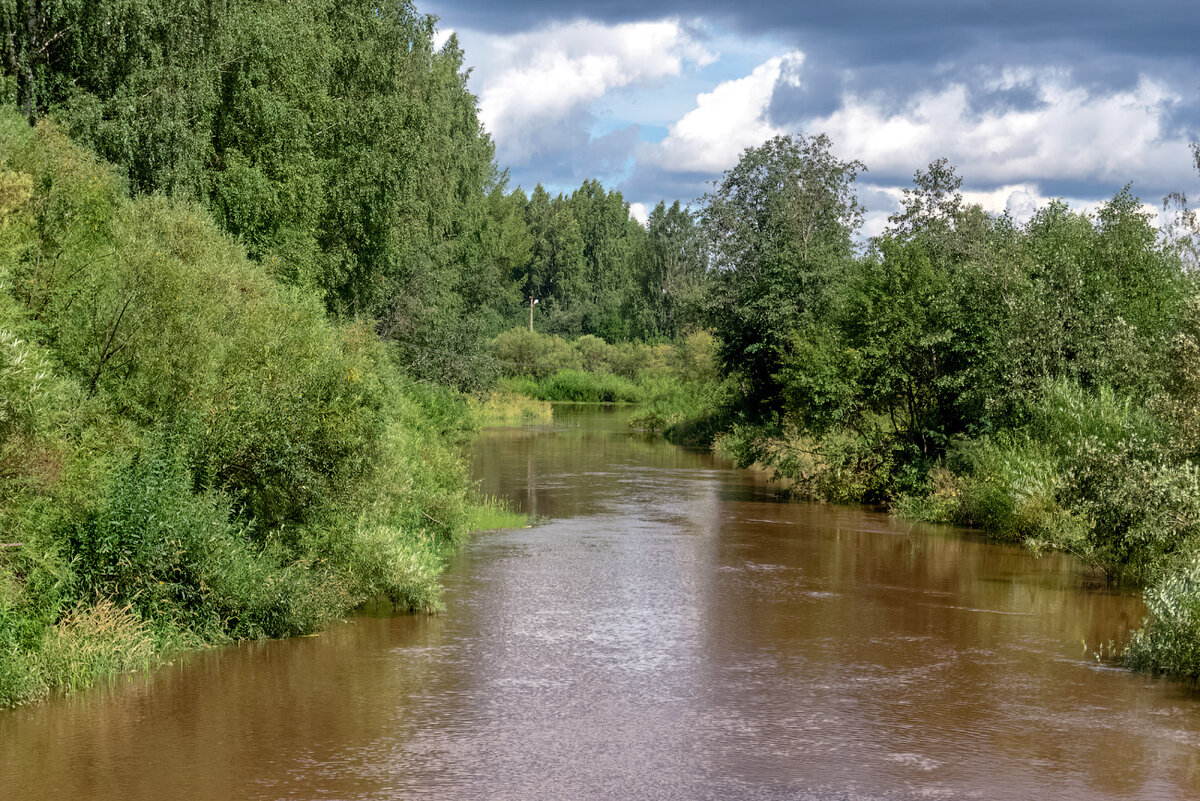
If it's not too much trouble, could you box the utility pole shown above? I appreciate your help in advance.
[529,297,538,332]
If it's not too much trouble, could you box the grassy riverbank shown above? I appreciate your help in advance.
[692,386,1200,678]
[0,112,518,707]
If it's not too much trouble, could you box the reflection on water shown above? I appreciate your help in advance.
[3,405,1199,800]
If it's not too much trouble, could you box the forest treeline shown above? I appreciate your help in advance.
[3,0,1200,701]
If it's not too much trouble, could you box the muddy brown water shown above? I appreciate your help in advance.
[3,405,1200,800]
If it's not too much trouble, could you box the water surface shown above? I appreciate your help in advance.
[3,405,1199,800]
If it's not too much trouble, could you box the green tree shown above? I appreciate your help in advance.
[525,185,587,335]
[568,179,644,341]
[633,200,707,339]
[2,1,508,388]
[701,133,864,419]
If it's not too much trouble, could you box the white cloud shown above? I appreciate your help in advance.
[465,20,714,163]
[649,52,805,174]
[629,201,650,225]
[856,181,1163,242]
[432,26,455,51]
[1003,187,1040,225]
[637,56,1194,237]
[815,74,1190,190]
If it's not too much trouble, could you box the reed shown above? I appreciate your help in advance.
[466,495,527,532]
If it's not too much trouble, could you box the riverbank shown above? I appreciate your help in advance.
[663,380,1200,681]
[0,113,522,708]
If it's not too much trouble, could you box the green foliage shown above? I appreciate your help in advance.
[489,326,717,411]
[632,201,707,339]
[1125,558,1200,679]
[0,109,480,707]
[492,327,582,378]
[464,495,527,532]
[896,382,1196,583]
[702,132,864,415]
[501,369,643,404]
[686,136,1200,677]
[469,391,553,427]
[518,180,674,341]
[490,326,680,382]
[629,379,717,434]
[2,4,713,353]
[0,1,520,387]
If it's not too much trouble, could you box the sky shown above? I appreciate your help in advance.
[423,1,1200,235]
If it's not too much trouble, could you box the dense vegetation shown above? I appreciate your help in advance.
[0,110,514,706]
[0,0,696,706]
[679,135,1200,679]
[0,0,706,366]
[3,0,1200,701]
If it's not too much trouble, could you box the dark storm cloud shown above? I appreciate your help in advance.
[766,60,845,124]
[426,1,1200,68]
[1036,177,1164,204]
[618,163,714,207]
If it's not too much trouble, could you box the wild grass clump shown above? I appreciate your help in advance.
[465,495,527,532]
[35,600,162,694]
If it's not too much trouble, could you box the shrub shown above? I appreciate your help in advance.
[574,334,613,372]
[469,390,553,426]
[671,330,719,385]
[1062,451,1200,583]
[1125,558,1200,679]
[491,327,580,378]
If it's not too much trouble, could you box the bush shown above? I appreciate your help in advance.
[1062,451,1200,583]
[949,435,1081,544]
[574,334,613,372]
[671,330,719,386]
[491,327,580,378]
[1125,558,1200,679]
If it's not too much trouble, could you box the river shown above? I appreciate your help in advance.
[2,405,1199,799]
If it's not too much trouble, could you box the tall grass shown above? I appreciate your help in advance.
[465,495,527,532]
[468,391,553,426]
[498,370,645,403]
